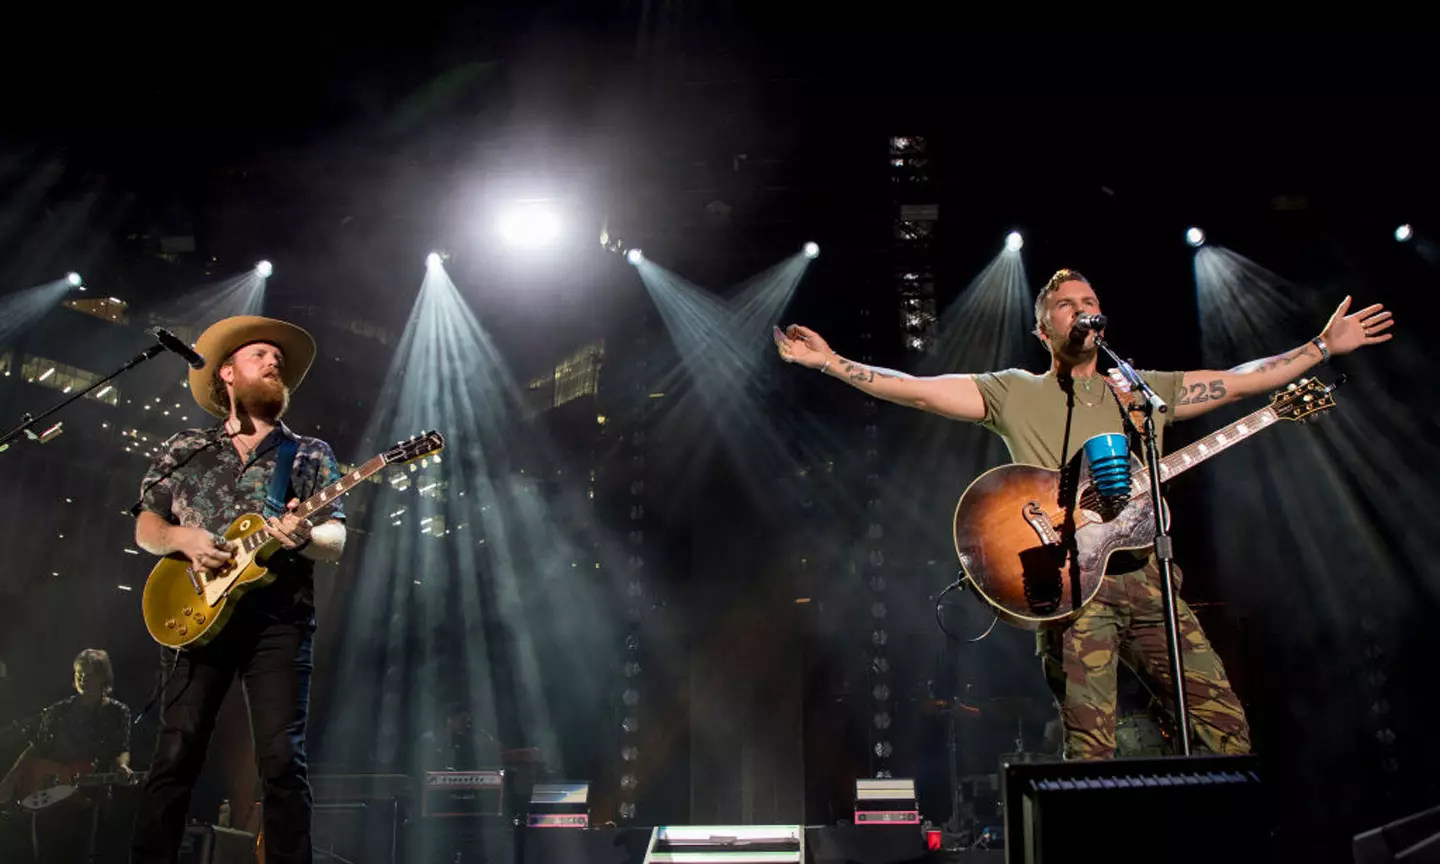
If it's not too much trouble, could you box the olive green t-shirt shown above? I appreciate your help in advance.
[972,368,1184,469]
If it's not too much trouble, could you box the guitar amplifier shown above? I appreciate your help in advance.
[422,769,505,817]
[853,778,920,825]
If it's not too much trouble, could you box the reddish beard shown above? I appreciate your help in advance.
[232,371,290,420]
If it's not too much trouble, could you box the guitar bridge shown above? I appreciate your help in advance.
[1023,501,1061,546]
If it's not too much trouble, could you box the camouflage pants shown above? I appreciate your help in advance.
[1039,558,1252,760]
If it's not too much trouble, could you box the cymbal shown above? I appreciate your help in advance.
[918,698,984,719]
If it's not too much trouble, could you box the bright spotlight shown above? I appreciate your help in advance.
[1186,227,1206,247]
[255,260,273,277]
[626,248,645,266]
[66,272,83,288]
[497,201,563,249]
[1005,231,1024,252]
[1395,224,1414,242]
[426,252,443,268]
[802,242,820,260]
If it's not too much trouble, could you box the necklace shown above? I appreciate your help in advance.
[1059,373,1106,407]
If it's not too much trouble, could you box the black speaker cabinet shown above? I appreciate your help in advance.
[1353,803,1440,863]
[1001,754,1266,864]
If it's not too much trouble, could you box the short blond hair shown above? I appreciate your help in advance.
[1033,268,1090,338]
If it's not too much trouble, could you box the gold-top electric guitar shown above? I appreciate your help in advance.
[952,378,1338,629]
[142,431,444,648]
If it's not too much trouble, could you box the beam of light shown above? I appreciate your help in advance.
[891,252,1035,641]
[497,201,563,249]
[1187,226,1206,247]
[634,254,822,515]
[626,248,645,266]
[1394,224,1413,243]
[802,241,820,260]
[0,278,74,347]
[1005,231,1024,252]
[138,270,268,340]
[319,261,623,855]
[1194,246,1440,777]
[1192,246,1305,371]
[66,271,83,287]
[426,251,443,268]
[255,260,273,277]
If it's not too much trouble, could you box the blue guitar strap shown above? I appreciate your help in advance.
[264,436,300,519]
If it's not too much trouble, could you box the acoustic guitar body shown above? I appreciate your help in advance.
[952,456,1165,629]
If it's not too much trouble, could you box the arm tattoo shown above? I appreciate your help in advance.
[1178,378,1228,405]
[841,360,904,385]
[1228,345,1312,376]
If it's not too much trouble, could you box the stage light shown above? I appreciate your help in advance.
[427,252,443,268]
[497,201,563,248]
[255,260,273,277]
[1005,231,1024,252]
[626,248,644,266]
[1187,227,1206,247]
[802,242,820,260]
[1395,224,1413,242]
[66,272,83,288]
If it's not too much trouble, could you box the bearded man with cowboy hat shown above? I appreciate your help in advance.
[129,315,347,864]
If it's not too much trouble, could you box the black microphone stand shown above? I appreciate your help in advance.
[1092,334,1192,756]
[0,342,168,453]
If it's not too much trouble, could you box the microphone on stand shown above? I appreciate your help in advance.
[1072,313,1107,332]
[148,327,206,370]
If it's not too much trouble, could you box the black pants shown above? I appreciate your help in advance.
[130,597,315,864]
[33,804,98,864]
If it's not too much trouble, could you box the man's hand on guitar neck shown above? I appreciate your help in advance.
[265,498,313,552]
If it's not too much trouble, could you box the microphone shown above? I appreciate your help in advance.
[1072,313,1107,332]
[149,327,206,370]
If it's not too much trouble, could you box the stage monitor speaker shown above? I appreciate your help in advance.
[1353,803,1440,863]
[644,825,804,863]
[1001,754,1266,864]
[179,825,257,864]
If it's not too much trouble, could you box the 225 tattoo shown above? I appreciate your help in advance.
[1178,379,1227,405]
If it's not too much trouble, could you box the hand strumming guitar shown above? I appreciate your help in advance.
[773,325,835,370]
[172,527,234,573]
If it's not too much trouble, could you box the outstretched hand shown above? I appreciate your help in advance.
[773,324,834,370]
[1322,296,1394,356]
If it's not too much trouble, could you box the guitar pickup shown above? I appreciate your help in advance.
[1023,501,1062,546]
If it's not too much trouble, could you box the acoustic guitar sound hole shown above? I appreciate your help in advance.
[1017,544,1066,614]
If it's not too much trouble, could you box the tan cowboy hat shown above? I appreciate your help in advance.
[189,316,317,418]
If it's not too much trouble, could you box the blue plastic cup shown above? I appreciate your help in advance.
[1083,432,1131,498]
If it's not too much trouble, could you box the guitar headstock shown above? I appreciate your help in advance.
[383,430,445,465]
[1270,376,1342,423]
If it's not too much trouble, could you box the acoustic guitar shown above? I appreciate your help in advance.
[952,377,1338,628]
[142,431,444,648]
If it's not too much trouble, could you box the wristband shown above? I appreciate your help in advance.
[1310,336,1330,363]
[819,358,832,376]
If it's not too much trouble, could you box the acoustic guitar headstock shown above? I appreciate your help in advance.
[1270,375,1344,424]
